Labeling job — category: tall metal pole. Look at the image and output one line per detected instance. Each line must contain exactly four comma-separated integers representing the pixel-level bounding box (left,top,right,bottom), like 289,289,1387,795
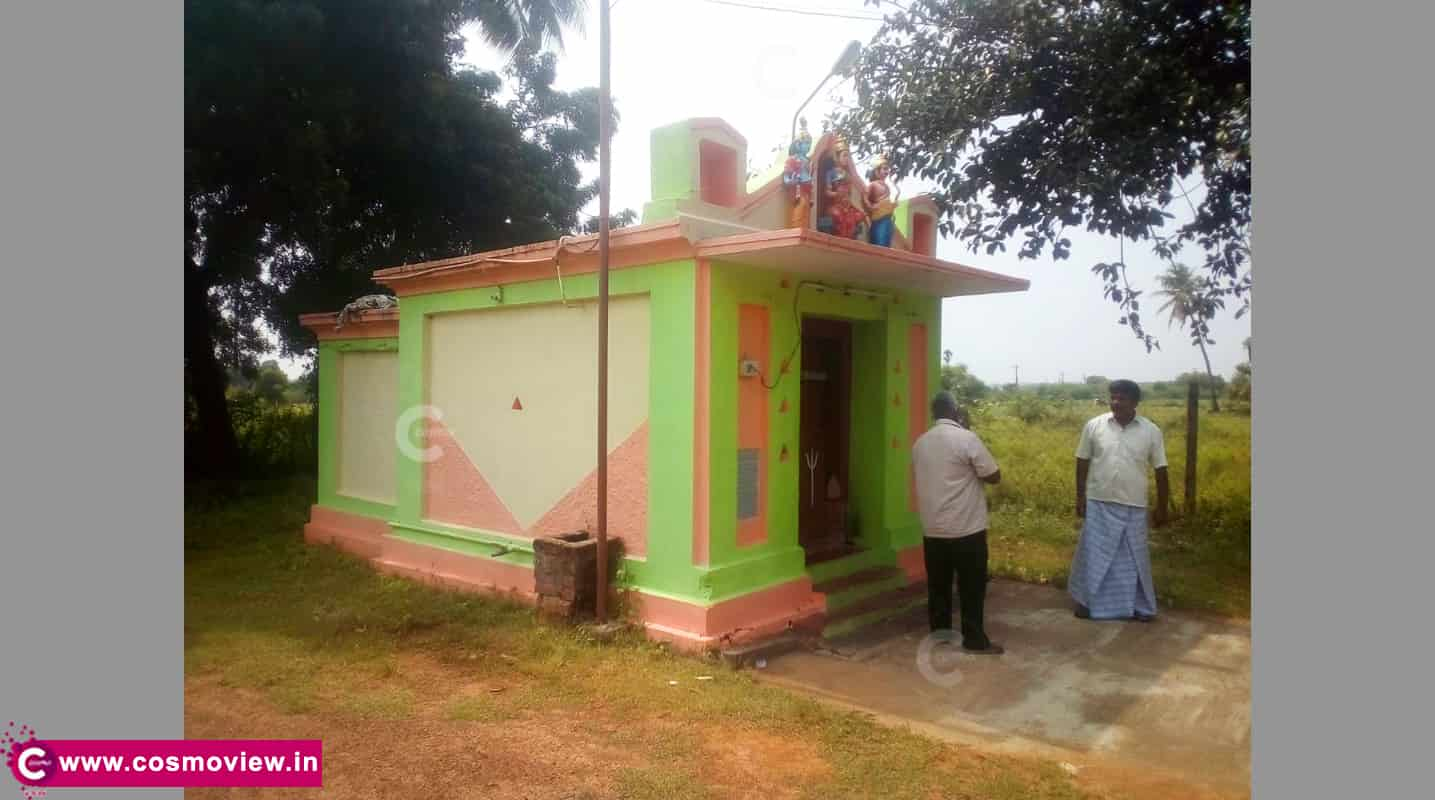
595,0,612,623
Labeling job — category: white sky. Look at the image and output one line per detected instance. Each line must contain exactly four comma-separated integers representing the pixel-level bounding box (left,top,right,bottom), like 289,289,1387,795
281,0,1252,386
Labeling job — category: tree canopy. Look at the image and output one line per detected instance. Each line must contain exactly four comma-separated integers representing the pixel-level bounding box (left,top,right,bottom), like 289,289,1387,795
1155,262,1222,409
185,0,595,474
840,0,1251,350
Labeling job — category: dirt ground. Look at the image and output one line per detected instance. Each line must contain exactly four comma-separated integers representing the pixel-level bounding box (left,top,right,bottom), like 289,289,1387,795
184,650,1244,800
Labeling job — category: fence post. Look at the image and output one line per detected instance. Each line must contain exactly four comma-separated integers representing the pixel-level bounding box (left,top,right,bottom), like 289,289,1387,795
1185,380,1199,516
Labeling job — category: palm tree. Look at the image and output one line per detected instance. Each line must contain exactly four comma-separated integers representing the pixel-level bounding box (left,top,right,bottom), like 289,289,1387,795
466,0,587,51
1155,263,1221,411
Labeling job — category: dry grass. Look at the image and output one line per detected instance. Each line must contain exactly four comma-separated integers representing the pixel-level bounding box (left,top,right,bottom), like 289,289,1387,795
184,478,1221,799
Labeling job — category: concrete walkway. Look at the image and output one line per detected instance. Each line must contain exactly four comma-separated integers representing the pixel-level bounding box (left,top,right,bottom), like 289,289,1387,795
757,579,1250,795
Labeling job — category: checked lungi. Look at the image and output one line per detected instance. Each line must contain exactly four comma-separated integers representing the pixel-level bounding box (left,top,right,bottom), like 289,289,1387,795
1068,499,1158,619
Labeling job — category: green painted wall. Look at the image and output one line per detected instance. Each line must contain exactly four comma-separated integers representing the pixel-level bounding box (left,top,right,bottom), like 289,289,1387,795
893,199,913,240
880,295,943,554
641,120,698,224
316,337,400,521
847,320,888,550
701,266,943,599
384,260,708,599
311,254,947,611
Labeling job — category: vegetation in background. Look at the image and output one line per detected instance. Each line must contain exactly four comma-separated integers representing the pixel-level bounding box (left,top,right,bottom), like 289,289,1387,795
185,0,595,477
1155,262,1224,410
971,398,1250,617
839,0,1251,353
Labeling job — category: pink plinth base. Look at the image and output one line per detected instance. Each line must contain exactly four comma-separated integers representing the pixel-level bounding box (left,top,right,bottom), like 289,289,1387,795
896,543,927,583
630,578,826,653
304,506,535,602
304,506,826,651
303,506,389,560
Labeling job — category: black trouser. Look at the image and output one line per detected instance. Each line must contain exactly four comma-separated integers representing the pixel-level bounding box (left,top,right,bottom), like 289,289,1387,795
922,531,990,648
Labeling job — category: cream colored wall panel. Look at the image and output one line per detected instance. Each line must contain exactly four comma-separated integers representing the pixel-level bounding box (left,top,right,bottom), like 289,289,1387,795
427,296,651,529
337,350,399,504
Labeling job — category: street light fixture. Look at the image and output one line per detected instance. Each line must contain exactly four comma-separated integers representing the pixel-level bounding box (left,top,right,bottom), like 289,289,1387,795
791,40,864,145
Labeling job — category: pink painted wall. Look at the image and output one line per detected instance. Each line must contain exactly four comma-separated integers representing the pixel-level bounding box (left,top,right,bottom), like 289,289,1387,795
422,418,649,557
736,303,770,548
693,259,712,566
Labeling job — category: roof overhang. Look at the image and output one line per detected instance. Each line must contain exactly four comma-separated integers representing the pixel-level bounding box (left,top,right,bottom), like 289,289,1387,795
338,215,1027,302
299,308,399,341
697,229,1029,298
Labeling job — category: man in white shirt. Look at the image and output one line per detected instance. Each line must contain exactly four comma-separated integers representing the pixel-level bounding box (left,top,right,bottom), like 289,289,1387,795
911,392,1004,654
1069,379,1171,622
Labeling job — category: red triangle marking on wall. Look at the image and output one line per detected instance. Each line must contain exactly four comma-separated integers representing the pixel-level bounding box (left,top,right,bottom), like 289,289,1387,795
779,445,789,462
512,397,523,410
891,437,900,449
779,398,789,413
895,360,903,374
893,392,902,407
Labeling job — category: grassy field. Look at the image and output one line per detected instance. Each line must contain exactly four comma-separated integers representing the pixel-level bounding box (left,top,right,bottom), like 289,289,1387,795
973,398,1251,618
183,479,1245,800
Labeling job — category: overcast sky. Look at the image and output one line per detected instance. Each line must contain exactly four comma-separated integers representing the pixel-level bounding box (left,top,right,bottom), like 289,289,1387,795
283,0,1251,386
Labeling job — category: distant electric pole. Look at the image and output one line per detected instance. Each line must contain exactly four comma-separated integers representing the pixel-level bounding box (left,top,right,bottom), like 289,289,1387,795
1012,365,1019,389
1060,372,1065,384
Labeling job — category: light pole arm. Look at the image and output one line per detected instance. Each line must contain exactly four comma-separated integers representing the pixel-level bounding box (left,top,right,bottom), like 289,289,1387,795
791,76,831,146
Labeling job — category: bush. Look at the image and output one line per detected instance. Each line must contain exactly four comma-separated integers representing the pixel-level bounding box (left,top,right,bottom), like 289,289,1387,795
1011,393,1048,424
226,390,318,476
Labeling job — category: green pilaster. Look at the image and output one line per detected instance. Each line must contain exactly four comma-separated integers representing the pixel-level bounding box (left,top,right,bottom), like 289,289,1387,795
380,261,709,601
701,267,907,599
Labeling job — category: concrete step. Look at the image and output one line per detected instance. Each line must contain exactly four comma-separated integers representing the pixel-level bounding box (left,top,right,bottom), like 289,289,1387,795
813,567,911,613
805,548,888,585
821,583,927,642
719,632,810,669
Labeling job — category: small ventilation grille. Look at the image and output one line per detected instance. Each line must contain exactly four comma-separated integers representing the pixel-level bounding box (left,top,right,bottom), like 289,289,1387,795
737,448,761,520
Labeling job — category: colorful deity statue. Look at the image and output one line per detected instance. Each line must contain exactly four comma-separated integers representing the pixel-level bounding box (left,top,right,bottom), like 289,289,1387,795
817,136,869,240
864,155,900,248
783,118,815,229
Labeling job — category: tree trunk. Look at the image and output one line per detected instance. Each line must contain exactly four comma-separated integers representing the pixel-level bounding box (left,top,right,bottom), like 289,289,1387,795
185,266,241,478
1197,338,1221,412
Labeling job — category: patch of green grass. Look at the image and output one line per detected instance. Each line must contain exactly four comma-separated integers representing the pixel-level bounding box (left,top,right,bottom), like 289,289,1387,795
614,765,714,800
974,400,1251,617
340,686,417,720
444,694,515,723
184,478,1100,798
268,682,319,715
